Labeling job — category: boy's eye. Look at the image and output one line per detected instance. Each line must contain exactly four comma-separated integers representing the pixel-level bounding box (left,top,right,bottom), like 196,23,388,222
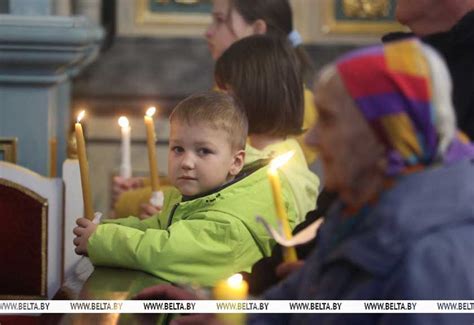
171,146,184,154
197,148,213,155
213,15,226,24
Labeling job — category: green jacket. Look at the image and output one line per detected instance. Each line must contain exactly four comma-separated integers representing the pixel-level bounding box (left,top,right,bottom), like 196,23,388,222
88,163,298,286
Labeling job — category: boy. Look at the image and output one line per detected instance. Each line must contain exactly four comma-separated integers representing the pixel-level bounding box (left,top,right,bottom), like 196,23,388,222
73,91,299,286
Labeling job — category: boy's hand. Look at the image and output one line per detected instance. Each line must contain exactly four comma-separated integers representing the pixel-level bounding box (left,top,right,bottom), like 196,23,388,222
139,203,162,220
73,217,98,256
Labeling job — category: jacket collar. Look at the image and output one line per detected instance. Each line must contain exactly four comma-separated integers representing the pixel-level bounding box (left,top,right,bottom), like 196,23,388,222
318,158,474,276
423,10,474,51
382,10,474,49
181,158,269,202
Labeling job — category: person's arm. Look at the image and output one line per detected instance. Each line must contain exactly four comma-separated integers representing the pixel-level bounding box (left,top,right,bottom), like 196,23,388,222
103,187,181,229
101,214,159,229
88,212,262,285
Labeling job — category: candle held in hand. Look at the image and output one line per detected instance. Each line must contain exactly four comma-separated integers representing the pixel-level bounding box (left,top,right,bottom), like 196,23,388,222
144,107,160,191
213,274,248,325
213,273,249,300
75,110,94,220
118,116,132,178
268,151,298,262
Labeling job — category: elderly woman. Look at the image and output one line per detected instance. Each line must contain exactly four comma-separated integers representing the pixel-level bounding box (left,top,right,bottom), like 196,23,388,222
135,39,474,324
248,38,474,324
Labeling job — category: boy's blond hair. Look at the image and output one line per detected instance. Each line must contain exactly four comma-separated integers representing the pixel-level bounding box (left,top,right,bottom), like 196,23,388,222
169,91,248,150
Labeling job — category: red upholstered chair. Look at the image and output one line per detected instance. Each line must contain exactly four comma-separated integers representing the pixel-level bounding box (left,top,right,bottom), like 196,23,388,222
0,161,63,299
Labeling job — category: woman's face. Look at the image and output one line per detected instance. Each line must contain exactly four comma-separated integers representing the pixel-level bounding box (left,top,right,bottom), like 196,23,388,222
306,71,385,197
205,0,256,60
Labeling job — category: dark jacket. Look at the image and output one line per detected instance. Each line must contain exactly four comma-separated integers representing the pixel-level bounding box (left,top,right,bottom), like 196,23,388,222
249,158,474,324
245,189,337,296
383,10,474,139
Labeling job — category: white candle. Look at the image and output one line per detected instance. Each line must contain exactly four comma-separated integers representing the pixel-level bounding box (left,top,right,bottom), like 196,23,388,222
118,116,132,178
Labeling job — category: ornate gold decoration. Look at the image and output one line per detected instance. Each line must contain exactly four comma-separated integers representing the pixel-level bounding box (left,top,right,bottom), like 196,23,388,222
322,0,405,34
0,138,18,163
136,0,211,32
67,129,78,159
0,178,48,299
343,0,391,19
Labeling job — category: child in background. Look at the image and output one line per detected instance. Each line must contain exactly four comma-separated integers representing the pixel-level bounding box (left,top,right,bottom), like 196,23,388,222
73,91,299,286
215,35,319,224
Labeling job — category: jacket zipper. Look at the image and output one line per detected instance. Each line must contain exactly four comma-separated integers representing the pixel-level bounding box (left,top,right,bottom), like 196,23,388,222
166,203,180,228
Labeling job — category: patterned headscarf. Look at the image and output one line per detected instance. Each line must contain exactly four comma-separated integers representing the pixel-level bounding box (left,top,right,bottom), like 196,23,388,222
336,38,474,176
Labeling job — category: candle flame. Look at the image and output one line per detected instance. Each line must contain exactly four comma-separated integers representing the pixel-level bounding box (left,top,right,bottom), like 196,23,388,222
146,106,156,117
77,110,85,123
118,116,129,128
227,274,243,288
269,151,294,172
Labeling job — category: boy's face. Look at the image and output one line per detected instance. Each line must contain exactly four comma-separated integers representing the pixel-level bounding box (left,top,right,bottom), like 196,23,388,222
168,120,245,196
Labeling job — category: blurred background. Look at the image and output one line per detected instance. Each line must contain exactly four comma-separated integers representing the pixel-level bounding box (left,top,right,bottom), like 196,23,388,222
0,0,404,213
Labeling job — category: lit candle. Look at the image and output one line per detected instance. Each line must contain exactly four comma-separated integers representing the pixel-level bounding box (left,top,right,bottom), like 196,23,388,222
213,274,248,325
144,107,160,192
75,110,94,220
268,151,298,262
118,116,132,178
213,273,249,300
49,136,57,177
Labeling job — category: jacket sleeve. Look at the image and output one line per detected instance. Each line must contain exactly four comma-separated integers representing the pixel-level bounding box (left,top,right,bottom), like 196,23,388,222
100,215,160,230
88,212,261,286
378,229,474,325
102,187,182,230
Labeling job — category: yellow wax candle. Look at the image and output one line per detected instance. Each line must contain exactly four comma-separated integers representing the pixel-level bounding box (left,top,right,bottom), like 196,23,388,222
49,136,57,177
144,107,160,191
268,151,298,263
213,273,249,300
213,274,248,325
75,111,94,220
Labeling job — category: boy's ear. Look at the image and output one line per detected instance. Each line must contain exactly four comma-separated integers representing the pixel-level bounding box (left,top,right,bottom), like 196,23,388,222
229,150,246,176
252,19,267,35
